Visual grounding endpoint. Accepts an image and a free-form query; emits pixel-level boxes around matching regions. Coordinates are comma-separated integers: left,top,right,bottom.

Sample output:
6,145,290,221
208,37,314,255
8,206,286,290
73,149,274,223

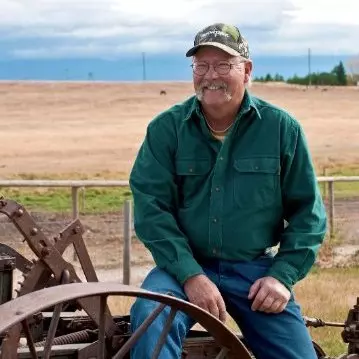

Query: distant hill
0,54,351,81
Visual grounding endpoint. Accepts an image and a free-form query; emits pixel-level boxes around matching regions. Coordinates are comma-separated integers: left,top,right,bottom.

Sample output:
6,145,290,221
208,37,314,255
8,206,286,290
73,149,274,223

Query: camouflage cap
186,23,249,59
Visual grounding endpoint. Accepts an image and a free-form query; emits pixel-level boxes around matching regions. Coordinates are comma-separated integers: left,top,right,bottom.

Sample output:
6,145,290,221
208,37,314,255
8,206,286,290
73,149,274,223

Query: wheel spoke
112,302,167,359
43,270,70,359
151,308,177,359
21,319,37,359
98,295,108,359
215,347,229,359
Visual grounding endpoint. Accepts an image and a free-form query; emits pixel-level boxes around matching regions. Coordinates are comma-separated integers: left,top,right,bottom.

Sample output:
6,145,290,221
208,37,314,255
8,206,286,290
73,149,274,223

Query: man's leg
130,267,194,359
220,257,317,359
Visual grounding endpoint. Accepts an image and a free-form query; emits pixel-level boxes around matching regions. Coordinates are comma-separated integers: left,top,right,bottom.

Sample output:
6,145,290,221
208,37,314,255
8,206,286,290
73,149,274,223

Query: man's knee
130,297,192,349
131,297,159,329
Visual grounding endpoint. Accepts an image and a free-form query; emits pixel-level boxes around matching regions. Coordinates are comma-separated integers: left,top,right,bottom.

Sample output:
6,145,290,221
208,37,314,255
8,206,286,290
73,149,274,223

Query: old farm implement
0,197,358,358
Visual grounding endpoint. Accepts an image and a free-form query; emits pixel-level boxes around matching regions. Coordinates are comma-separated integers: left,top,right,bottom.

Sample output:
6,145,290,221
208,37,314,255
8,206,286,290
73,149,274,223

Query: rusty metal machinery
0,196,358,358
0,197,251,358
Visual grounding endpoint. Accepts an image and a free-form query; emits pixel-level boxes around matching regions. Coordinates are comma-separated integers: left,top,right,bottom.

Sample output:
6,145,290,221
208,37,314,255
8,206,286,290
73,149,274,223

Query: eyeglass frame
190,60,247,76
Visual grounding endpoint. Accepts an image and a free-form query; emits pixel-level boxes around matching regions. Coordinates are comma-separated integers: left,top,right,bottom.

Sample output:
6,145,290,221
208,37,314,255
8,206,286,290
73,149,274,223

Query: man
129,23,327,359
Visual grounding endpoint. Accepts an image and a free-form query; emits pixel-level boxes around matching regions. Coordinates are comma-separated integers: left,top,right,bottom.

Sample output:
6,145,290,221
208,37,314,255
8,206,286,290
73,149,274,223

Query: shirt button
212,249,217,254
219,157,224,161
212,218,218,223
215,187,220,192
255,166,259,170
189,168,193,173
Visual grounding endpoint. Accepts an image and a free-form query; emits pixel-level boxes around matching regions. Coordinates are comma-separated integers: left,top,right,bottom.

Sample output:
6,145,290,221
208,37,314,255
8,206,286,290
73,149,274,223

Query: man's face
192,46,252,107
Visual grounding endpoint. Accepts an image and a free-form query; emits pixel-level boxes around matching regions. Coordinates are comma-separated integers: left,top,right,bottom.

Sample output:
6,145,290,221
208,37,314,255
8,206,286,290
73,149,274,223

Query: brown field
1,81,359,177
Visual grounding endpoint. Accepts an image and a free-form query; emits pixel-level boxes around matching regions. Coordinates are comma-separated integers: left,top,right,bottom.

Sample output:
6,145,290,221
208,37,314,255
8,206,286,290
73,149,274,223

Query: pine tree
332,61,347,86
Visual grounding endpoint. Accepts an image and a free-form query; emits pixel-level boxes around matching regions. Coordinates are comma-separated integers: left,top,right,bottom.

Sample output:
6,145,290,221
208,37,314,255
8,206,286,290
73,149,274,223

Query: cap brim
185,42,240,57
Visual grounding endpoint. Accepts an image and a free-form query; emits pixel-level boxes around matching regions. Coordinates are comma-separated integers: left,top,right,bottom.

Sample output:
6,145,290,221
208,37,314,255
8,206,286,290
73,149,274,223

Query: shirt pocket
175,159,212,207
233,157,280,208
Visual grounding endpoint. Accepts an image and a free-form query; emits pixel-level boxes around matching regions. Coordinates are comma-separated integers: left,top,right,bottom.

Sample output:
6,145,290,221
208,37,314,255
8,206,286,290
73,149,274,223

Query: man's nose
204,65,219,79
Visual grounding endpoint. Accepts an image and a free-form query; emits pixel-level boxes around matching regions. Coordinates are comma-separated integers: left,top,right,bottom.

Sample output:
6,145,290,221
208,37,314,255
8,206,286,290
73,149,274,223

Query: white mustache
199,82,228,91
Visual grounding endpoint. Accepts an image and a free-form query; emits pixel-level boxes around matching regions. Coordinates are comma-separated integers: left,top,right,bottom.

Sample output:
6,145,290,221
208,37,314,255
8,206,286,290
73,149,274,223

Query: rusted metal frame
0,200,77,282
98,295,108,359
0,199,117,337
0,326,21,359
0,282,252,358
19,220,87,295
42,269,70,359
151,307,177,359
71,230,99,282
305,316,345,328
0,215,103,357
113,302,167,359
0,244,32,273
77,341,100,358
21,319,37,359
0,254,15,305
343,297,359,355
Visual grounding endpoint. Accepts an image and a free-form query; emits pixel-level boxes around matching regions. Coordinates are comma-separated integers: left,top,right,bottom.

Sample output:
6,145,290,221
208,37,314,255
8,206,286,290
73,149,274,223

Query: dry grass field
1,81,359,177
1,81,359,356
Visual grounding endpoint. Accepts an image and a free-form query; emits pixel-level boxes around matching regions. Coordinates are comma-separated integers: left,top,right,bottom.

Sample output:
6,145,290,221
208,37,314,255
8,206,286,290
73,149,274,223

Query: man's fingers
248,279,261,300
217,297,227,322
276,301,287,314
258,295,275,312
251,287,269,311
264,299,283,313
183,274,227,321
207,300,219,320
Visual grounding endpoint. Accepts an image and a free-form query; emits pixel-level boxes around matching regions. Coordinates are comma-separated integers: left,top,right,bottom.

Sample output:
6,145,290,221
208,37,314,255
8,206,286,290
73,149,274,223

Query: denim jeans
130,256,317,359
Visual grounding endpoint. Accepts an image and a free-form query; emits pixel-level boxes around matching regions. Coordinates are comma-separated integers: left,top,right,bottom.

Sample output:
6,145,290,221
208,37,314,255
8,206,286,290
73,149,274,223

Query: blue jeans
130,256,317,359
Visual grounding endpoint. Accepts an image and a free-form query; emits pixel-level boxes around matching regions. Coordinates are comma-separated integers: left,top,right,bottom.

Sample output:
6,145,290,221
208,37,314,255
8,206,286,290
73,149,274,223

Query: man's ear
244,61,253,83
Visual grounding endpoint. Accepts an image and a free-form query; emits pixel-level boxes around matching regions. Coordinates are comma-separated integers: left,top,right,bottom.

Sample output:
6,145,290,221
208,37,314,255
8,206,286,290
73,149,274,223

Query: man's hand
183,274,226,322
248,276,290,313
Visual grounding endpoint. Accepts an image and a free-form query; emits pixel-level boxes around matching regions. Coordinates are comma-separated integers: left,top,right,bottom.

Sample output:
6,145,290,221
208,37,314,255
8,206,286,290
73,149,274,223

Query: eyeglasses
191,61,245,76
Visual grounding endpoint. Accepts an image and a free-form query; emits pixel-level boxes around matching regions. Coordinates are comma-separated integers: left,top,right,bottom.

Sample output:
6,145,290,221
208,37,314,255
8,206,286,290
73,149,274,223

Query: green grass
316,164,359,198
296,267,359,357
0,171,133,213
0,187,132,213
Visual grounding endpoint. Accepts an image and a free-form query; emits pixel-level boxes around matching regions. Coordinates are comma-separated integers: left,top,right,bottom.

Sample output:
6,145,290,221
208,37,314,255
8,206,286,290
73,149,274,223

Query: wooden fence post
328,181,335,238
123,200,132,285
71,187,79,261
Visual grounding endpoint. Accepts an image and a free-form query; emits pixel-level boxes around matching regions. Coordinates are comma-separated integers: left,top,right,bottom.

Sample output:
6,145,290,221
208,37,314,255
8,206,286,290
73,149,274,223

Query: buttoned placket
208,108,249,256
198,104,252,257
208,147,226,256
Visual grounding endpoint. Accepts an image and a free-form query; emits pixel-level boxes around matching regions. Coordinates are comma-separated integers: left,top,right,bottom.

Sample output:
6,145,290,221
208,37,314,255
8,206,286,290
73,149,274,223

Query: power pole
308,48,312,87
142,52,147,81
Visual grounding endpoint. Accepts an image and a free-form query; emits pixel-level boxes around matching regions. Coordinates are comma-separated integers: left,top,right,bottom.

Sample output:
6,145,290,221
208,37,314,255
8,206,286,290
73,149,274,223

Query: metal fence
1,177,359,284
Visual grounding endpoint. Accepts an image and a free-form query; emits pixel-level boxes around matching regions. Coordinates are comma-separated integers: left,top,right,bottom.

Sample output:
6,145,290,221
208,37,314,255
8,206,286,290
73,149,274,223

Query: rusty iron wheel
0,282,252,359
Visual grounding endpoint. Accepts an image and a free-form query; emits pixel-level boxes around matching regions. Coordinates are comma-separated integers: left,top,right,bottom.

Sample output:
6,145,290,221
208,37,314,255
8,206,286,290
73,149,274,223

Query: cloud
0,0,358,59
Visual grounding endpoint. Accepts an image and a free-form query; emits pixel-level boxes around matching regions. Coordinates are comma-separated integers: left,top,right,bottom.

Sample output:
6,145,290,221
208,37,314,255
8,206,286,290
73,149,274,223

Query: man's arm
266,116,327,290
131,117,227,321
129,119,204,285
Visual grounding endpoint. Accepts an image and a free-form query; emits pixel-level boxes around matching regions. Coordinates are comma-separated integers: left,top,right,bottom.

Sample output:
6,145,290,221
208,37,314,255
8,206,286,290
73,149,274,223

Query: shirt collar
184,89,262,122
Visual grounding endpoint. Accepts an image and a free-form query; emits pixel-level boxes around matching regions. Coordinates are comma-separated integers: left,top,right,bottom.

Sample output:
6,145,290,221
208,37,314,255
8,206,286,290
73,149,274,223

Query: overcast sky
1,0,358,59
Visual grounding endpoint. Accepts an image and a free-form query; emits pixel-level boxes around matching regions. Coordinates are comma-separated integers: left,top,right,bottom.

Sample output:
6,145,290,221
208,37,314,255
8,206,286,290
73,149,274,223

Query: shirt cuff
266,260,300,291
167,256,205,285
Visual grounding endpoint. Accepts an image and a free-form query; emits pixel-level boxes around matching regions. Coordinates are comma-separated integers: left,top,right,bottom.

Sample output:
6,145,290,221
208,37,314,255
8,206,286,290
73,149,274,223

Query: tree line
254,61,355,86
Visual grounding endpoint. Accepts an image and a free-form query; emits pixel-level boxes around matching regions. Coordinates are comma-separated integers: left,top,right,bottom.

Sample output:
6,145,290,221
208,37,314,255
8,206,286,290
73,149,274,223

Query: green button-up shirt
129,90,327,290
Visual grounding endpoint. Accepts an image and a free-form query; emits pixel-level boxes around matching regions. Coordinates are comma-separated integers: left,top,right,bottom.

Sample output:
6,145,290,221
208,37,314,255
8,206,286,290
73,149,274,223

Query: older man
129,23,327,359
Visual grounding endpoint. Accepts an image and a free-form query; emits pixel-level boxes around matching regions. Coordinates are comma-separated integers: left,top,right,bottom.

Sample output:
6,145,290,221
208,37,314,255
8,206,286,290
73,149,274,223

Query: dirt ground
1,81,359,286
1,81,359,176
